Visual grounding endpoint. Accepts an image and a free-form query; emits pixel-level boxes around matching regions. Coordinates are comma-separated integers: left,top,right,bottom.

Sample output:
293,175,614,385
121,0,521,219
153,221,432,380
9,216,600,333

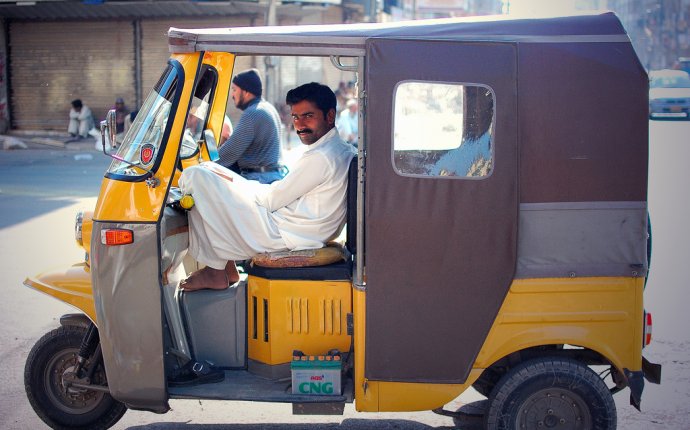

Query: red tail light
643,311,653,347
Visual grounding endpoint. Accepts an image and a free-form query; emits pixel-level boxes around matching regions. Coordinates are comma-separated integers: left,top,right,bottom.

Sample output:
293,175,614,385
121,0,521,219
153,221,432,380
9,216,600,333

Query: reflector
101,229,134,246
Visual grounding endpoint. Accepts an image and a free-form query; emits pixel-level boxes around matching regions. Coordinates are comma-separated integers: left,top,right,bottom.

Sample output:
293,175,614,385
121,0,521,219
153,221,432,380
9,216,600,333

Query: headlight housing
75,211,84,247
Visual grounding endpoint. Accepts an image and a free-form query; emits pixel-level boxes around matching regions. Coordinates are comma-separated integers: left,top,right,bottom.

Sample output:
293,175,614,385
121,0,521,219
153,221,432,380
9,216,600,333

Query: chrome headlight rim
75,211,84,246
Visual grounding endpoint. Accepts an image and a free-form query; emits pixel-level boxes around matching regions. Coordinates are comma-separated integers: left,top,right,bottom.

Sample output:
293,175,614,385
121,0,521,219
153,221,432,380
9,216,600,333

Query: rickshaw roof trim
168,12,630,56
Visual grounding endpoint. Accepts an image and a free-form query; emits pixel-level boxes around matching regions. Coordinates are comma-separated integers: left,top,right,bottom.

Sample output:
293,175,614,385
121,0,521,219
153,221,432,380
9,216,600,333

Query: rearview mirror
203,129,220,161
100,109,118,154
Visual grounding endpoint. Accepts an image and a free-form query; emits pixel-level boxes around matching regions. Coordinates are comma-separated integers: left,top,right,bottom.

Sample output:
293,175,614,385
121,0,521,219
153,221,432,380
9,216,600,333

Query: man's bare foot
225,261,240,284
180,266,229,291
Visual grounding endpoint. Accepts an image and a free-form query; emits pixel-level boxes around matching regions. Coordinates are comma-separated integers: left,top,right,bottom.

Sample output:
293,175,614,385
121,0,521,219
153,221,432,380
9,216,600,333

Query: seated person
67,99,95,138
179,82,356,291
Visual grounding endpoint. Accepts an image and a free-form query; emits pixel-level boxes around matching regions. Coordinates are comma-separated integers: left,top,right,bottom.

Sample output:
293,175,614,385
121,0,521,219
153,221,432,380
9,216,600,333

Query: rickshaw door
364,39,518,383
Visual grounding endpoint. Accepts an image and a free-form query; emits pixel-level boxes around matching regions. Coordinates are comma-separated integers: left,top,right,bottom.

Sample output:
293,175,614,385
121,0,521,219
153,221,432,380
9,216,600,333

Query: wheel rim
43,347,105,414
516,387,592,429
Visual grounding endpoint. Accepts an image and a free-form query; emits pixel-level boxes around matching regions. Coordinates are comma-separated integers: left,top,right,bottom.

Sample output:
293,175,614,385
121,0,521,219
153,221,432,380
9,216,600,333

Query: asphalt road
1,121,689,429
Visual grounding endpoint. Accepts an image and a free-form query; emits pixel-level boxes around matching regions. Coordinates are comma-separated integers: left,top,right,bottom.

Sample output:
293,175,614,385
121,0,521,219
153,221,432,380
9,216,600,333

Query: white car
649,69,690,120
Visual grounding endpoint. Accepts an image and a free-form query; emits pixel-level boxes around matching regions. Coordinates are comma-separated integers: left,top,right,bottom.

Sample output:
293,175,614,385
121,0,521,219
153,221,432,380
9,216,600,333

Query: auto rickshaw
23,12,661,430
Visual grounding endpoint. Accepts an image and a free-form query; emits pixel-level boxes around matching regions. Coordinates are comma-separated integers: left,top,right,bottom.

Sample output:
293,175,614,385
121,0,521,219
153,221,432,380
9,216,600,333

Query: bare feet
179,261,240,291
180,266,228,291
225,261,240,284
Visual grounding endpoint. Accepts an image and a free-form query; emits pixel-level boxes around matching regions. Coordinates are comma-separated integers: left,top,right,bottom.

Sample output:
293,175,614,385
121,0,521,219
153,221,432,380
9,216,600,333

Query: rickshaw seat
247,157,357,280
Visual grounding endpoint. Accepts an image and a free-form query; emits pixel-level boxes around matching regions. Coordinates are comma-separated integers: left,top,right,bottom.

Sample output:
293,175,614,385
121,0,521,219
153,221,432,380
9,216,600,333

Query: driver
179,82,355,291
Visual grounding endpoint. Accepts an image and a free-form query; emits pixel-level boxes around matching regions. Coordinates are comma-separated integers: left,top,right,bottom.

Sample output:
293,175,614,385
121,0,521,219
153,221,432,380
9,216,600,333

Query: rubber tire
484,357,616,430
24,325,127,430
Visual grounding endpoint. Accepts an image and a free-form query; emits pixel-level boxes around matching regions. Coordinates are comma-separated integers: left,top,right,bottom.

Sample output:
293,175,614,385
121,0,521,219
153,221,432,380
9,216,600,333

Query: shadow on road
0,195,81,229
126,419,457,430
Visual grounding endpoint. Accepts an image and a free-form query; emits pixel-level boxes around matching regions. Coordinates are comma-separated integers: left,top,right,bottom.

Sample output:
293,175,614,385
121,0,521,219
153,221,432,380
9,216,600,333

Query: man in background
67,99,95,139
218,69,285,184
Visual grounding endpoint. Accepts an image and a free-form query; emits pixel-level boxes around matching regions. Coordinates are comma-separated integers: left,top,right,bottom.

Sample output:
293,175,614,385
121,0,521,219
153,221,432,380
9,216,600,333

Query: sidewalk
1,130,100,152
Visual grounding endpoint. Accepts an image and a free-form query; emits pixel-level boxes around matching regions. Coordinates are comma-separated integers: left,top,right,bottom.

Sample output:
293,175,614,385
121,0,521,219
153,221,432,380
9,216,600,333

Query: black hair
71,99,83,109
285,82,336,120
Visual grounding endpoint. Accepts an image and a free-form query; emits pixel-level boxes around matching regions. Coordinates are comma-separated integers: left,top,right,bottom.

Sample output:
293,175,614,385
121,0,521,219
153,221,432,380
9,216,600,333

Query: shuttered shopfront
7,13,339,132
9,20,136,131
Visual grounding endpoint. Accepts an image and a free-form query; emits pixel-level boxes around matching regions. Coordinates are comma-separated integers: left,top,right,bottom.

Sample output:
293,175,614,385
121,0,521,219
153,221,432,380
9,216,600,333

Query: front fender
23,262,96,322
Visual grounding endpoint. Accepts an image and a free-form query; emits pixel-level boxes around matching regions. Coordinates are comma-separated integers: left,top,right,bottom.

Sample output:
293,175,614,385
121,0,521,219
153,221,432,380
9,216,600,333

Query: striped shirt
218,98,282,170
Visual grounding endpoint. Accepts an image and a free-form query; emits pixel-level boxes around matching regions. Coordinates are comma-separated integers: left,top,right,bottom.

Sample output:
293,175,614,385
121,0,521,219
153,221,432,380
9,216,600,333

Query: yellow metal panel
475,277,645,372
23,263,97,322
94,53,200,222
355,277,644,412
353,288,377,411
203,51,235,153
247,276,352,366
171,51,236,187
375,378,474,412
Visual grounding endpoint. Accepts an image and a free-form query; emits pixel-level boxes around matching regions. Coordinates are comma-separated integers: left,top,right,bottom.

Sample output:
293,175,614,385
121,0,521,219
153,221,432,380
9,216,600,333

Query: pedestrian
218,68,285,184
336,98,358,146
178,82,355,291
112,97,130,148
67,99,95,139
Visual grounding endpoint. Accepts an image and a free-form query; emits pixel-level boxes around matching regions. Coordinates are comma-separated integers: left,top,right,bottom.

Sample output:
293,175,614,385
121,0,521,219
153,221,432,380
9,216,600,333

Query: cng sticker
298,379,334,394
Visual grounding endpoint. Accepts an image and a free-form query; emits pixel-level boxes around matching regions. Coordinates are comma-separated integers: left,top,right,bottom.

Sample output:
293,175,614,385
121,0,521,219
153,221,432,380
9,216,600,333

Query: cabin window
393,81,495,178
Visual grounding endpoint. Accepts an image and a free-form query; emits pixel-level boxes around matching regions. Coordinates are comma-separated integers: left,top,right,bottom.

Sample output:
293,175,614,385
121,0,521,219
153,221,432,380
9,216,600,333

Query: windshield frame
105,59,185,182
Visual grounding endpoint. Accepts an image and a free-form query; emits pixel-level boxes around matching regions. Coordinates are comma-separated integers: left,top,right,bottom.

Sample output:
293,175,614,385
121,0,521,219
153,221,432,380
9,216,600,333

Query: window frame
390,79,497,181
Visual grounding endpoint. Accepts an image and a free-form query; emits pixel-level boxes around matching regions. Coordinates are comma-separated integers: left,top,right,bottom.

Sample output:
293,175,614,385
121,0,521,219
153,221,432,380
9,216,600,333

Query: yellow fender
24,262,96,323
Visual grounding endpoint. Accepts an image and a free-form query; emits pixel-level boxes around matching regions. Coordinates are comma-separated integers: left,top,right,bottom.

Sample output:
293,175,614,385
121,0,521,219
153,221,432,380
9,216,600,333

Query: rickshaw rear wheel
484,357,616,430
24,325,127,430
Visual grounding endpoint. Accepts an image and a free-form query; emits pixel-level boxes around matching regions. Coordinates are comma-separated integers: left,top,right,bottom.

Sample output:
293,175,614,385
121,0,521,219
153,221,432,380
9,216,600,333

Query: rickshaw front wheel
484,357,616,430
24,325,127,430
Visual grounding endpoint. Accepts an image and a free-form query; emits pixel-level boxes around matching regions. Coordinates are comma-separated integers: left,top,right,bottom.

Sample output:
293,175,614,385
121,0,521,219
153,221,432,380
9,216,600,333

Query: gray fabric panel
516,202,648,279
91,222,168,412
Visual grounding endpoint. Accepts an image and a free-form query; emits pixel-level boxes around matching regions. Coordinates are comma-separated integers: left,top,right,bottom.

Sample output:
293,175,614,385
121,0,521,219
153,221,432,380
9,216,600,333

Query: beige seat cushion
252,243,346,268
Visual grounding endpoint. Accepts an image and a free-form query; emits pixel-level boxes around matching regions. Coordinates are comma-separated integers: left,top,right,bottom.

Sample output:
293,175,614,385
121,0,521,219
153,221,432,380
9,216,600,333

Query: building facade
0,0,361,132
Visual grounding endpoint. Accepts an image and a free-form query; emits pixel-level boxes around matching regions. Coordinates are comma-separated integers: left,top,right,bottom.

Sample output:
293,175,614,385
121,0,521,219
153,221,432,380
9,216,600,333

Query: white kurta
179,127,355,269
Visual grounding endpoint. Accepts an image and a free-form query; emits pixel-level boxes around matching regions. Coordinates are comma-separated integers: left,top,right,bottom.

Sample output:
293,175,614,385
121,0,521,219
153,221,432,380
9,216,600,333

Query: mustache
296,129,313,135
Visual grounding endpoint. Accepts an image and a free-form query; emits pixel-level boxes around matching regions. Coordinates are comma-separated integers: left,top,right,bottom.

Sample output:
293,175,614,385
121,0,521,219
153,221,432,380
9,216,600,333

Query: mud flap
627,357,662,411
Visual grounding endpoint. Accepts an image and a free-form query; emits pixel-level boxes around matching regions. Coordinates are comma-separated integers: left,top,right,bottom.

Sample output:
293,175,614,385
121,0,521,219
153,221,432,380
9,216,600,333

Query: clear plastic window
108,65,178,177
393,81,494,178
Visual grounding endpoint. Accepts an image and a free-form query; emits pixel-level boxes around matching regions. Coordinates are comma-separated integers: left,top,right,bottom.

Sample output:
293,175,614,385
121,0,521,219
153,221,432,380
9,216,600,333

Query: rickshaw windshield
107,64,178,177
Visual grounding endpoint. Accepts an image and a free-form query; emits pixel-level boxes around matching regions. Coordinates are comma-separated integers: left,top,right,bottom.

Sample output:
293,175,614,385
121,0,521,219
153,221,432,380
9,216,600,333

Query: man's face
291,100,335,145
231,84,249,110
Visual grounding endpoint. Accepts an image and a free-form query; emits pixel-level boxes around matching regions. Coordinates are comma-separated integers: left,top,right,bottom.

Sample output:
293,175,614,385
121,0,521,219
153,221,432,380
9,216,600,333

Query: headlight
75,211,84,247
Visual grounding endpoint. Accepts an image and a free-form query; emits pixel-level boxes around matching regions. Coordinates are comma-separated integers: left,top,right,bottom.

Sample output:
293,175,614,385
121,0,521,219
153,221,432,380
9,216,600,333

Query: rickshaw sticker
140,144,156,166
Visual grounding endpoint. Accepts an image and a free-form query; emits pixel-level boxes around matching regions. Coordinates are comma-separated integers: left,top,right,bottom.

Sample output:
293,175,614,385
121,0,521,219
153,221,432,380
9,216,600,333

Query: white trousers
179,163,287,269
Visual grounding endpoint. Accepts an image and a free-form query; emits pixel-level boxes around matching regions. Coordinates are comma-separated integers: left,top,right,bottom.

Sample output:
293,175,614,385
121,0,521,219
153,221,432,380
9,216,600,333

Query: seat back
346,156,358,255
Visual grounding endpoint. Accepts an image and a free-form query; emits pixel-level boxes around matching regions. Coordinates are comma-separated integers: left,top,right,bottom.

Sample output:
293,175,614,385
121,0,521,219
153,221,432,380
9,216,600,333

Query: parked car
649,69,690,120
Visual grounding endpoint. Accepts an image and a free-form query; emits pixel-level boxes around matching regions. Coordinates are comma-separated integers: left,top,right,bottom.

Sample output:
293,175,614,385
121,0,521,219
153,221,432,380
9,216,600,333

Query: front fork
60,314,110,393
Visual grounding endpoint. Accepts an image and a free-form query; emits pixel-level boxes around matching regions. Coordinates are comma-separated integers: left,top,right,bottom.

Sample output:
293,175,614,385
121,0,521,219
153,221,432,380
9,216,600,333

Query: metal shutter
9,21,136,131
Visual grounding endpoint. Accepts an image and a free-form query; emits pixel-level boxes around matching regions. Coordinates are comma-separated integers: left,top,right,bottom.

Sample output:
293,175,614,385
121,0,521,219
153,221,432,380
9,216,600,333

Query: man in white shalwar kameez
179,82,355,291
